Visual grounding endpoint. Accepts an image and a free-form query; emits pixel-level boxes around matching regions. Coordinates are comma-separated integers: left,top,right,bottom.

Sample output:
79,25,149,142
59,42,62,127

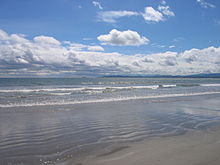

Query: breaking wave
1,91,220,108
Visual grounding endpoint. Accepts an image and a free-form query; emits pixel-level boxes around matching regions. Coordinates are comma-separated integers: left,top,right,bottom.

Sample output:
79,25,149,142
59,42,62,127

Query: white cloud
141,7,164,22
0,29,220,76
158,5,175,16
196,0,215,8
0,29,29,44
0,29,10,40
97,3,174,24
34,36,61,45
98,11,139,23
169,45,175,48
151,43,166,48
141,5,174,22
92,1,103,10
63,41,104,52
88,46,104,51
63,41,87,51
97,29,149,46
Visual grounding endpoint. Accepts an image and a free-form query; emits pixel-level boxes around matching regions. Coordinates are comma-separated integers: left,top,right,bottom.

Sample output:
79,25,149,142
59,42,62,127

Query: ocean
0,77,220,107
0,78,220,165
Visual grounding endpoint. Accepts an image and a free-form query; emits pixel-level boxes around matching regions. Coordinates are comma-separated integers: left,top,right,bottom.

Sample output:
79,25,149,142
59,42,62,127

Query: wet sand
1,94,220,165
80,128,220,165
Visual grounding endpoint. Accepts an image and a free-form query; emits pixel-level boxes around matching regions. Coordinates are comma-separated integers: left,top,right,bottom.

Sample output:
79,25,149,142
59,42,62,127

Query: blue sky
0,0,220,76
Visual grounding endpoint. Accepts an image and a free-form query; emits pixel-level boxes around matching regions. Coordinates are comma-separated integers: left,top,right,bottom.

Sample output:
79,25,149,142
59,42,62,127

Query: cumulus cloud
141,4,174,22
97,29,149,46
196,0,215,8
0,29,8,40
34,36,61,45
92,1,103,10
97,11,139,23
98,4,174,23
0,29,220,77
141,4,175,22
141,7,164,22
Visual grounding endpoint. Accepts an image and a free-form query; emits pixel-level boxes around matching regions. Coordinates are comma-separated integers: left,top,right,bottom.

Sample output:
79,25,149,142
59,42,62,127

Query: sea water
0,77,220,107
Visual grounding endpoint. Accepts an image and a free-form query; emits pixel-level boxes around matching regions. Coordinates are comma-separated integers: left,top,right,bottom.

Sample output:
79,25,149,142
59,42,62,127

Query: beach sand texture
0,93,220,165
81,128,220,165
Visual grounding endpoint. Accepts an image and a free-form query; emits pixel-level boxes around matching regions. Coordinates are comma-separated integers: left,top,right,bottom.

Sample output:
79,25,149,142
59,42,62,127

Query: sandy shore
79,127,220,165
1,94,220,165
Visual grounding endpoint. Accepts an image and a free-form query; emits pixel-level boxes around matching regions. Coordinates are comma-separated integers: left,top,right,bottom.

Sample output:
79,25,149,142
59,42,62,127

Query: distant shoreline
1,73,220,79
103,73,220,78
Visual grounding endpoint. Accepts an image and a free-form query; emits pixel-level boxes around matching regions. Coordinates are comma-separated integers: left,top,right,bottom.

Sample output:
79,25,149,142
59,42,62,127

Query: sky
0,0,220,77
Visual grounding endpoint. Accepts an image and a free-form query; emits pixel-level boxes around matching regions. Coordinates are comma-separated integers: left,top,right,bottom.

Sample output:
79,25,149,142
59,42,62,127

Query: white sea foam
0,85,160,93
161,84,177,88
105,85,159,90
200,84,220,87
3,83,214,93
49,92,72,96
1,91,220,108
0,88,85,93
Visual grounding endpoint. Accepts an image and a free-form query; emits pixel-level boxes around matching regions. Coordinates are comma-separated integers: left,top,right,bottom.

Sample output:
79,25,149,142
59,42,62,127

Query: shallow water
0,93,220,165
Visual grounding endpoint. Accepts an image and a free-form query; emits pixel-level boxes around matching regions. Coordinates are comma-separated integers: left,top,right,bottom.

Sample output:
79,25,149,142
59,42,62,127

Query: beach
1,0,220,164
82,126,220,165
1,90,220,165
